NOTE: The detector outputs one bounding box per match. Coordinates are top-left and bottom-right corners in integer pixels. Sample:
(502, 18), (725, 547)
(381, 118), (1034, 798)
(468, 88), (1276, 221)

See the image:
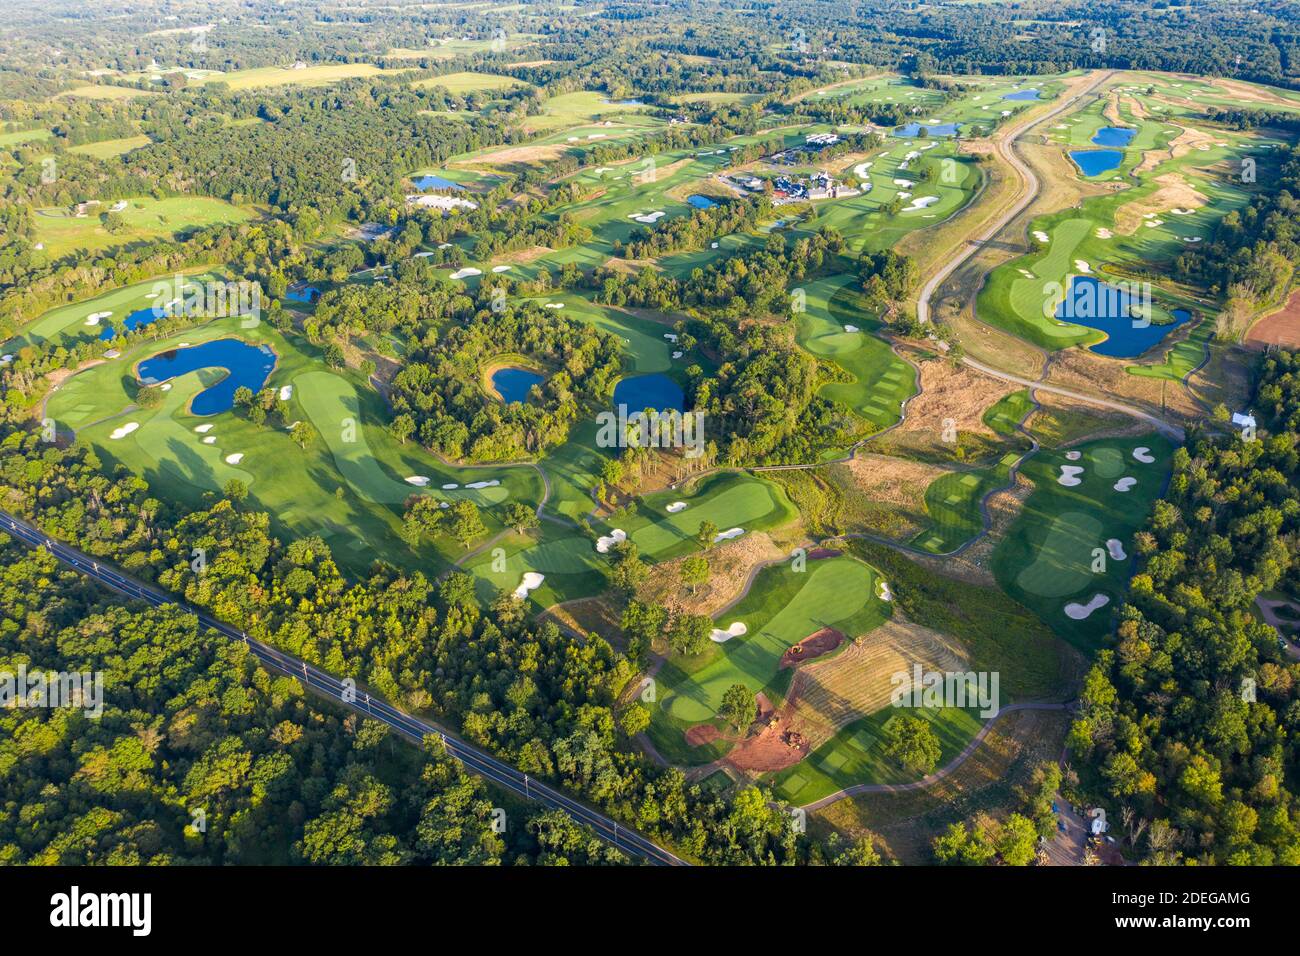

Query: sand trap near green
(296, 370), (509, 507)
(662, 556), (889, 724)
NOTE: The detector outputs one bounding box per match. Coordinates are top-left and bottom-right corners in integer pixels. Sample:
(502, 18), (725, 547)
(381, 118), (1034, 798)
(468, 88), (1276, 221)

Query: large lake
(1069, 149), (1124, 176)
(411, 174), (465, 191)
(137, 338), (276, 415)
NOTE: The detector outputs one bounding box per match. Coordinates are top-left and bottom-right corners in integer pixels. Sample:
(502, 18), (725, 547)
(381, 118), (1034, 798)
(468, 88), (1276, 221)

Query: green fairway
(612, 472), (798, 562)
(771, 705), (984, 804)
(992, 433), (1174, 650)
(32, 197), (257, 258)
(653, 554), (890, 742)
(44, 316), (543, 578)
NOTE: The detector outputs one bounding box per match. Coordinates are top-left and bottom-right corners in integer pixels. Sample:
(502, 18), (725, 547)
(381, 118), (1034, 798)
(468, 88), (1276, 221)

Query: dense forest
(1069, 351), (1300, 864)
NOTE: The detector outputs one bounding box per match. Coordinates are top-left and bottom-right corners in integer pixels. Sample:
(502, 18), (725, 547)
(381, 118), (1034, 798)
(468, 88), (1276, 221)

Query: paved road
(0, 509), (687, 867)
(908, 71), (1188, 437)
(916, 69), (1115, 326)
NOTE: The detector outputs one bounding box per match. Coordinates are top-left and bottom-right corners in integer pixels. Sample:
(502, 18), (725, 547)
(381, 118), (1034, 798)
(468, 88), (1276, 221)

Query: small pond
(137, 338), (276, 416)
(1003, 89), (1042, 101)
(1092, 126), (1137, 147)
(686, 194), (719, 209)
(411, 174), (465, 191)
(1056, 276), (1192, 358)
(613, 373), (685, 413)
(491, 366), (544, 404)
(1069, 149), (1124, 176)
(893, 122), (961, 138)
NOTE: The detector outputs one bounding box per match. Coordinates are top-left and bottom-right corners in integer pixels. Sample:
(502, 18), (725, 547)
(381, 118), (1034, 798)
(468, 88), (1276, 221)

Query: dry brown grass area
(828, 454), (949, 541)
(1114, 172), (1208, 231)
(455, 142), (568, 168)
(541, 596), (624, 645)
(890, 350), (1015, 442)
(637, 531), (787, 618)
(812, 708), (1071, 863)
(784, 615), (970, 751)
(1044, 347), (1200, 423)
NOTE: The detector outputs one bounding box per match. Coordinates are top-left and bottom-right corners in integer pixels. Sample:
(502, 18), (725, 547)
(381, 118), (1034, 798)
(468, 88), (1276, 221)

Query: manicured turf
(796, 275), (917, 434)
(612, 471), (798, 562)
(654, 554), (891, 732)
(992, 433), (1174, 650)
(32, 196), (257, 258)
(983, 389), (1035, 435)
(770, 705), (984, 804)
(44, 316), (542, 578)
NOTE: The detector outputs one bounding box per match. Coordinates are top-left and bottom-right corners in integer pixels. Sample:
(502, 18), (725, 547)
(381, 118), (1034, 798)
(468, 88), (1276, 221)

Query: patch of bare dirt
(1245, 288), (1300, 351)
(780, 627), (845, 669)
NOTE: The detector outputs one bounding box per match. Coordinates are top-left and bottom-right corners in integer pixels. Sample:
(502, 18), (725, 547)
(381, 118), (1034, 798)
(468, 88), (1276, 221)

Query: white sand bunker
(672, 350), (683, 359)
(405, 476), (430, 486)
(666, 501), (688, 513)
(85, 311), (113, 326)
(906, 196), (940, 210)
(1033, 230), (1050, 242)
(466, 479), (500, 489)
(109, 422), (140, 440)
(1057, 465), (1084, 486)
(1065, 450), (1082, 461)
(544, 302), (564, 309)
(225, 453), (244, 465)
(1132, 446), (1155, 463)
(1171, 208), (1194, 215)
(710, 622), (748, 643)
(853, 161), (873, 177)
(878, 581), (893, 602)
(513, 572), (545, 600)
(843, 324), (860, 333)
(160, 383), (172, 392)
(596, 529), (628, 554)
(713, 527), (745, 543)
(1144, 220), (1164, 228)
(450, 267), (482, 280)
(629, 211), (665, 224)
(1114, 476), (1137, 492)
(1184, 236), (1202, 243)
(663, 333), (678, 342)
(1096, 227), (1113, 239)
(1106, 538), (1127, 561)
(1074, 260), (1092, 274)
(442, 483), (459, 490)
(491, 265), (512, 273)
(279, 385), (293, 401)
(1065, 593), (1110, 620)
(202, 436), (216, 445)
(893, 178), (913, 187)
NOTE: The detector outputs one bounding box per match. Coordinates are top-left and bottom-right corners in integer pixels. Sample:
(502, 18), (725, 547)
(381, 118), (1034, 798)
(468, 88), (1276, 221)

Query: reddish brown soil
(780, 627), (846, 669)
(685, 724), (722, 746)
(1246, 289), (1300, 350)
(725, 717), (810, 773)
(806, 548), (842, 560)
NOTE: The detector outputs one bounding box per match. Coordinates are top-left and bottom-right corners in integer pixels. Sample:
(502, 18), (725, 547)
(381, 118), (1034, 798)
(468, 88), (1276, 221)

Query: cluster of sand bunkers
(1053, 446), (1158, 619)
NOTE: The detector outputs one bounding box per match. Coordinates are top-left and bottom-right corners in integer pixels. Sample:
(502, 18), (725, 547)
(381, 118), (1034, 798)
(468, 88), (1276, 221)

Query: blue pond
(1069, 149), (1124, 177)
(1003, 89), (1041, 101)
(286, 285), (320, 303)
(1092, 126), (1137, 147)
(686, 194), (718, 210)
(137, 338), (276, 416)
(100, 304), (167, 341)
(1055, 276), (1191, 357)
(894, 122), (961, 138)
(613, 373), (684, 413)
(491, 366), (544, 404)
(411, 174), (465, 191)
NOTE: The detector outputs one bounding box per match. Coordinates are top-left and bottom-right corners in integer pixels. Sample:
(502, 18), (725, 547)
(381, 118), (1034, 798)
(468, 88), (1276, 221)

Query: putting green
(1014, 510), (1104, 598)
(620, 473), (796, 561)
